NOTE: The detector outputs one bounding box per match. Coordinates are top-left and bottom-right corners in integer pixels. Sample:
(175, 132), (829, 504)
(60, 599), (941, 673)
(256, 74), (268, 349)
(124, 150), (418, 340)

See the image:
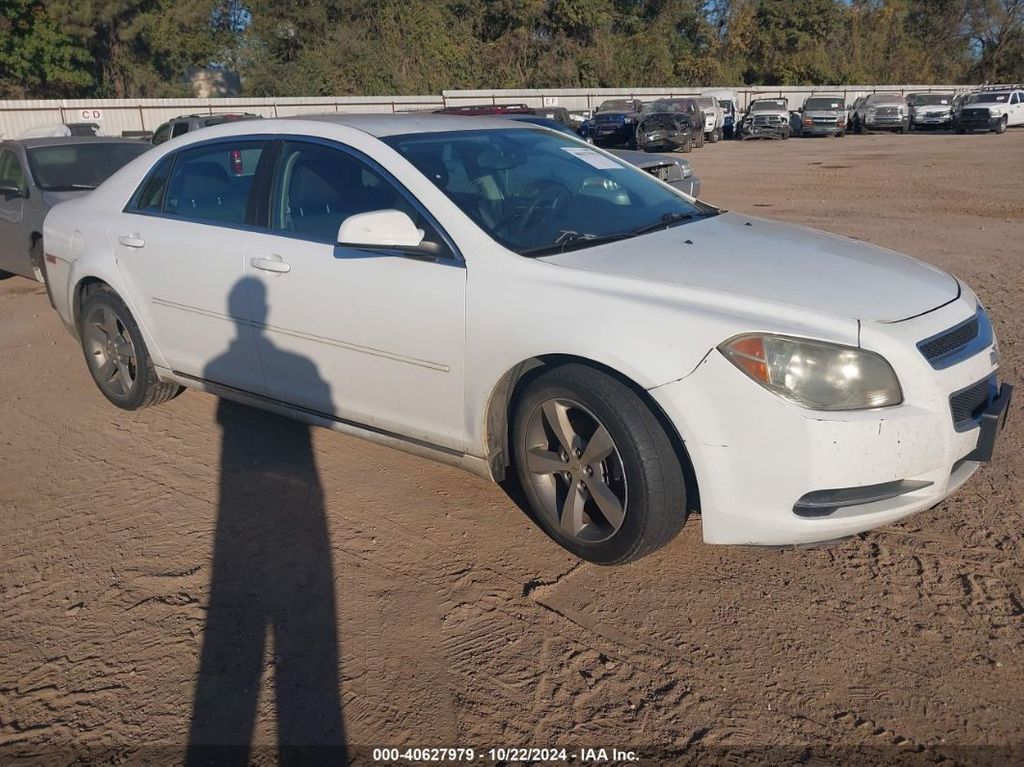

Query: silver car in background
(797, 95), (847, 137)
(0, 137), (150, 282)
(850, 94), (909, 134)
(907, 93), (954, 130)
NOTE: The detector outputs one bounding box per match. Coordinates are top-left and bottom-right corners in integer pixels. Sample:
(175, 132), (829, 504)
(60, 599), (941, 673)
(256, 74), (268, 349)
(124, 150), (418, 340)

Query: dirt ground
(1, 130), (1022, 765)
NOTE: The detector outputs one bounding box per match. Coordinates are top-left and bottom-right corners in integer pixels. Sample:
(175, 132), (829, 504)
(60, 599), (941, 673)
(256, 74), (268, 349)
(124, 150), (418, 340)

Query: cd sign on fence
(79, 109), (103, 121)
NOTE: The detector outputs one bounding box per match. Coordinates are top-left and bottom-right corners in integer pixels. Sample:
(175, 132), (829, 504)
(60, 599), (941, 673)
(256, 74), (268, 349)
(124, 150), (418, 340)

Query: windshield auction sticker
(560, 147), (624, 170)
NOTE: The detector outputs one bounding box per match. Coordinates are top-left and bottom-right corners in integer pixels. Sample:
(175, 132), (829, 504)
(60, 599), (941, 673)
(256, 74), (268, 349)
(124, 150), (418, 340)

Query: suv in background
(850, 94), (908, 134)
(797, 95), (846, 137)
(151, 113), (263, 145)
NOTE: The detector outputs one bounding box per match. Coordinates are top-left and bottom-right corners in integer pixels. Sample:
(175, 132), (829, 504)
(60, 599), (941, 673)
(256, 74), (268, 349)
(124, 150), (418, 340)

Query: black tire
(695, 130), (704, 148)
(707, 128), (719, 144)
(511, 364), (688, 565)
(995, 116), (1007, 134)
(836, 130), (845, 138)
(79, 285), (182, 410)
(681, 134), (693, 153)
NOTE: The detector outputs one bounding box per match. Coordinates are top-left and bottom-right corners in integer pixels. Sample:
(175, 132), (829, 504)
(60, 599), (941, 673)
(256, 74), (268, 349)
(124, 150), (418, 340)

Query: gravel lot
(1, 130), (1022, 764)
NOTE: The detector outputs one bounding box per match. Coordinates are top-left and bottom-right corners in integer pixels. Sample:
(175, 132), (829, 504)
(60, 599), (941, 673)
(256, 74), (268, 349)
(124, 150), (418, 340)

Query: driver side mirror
(0, 181), (24, 199)
(338, 209), (424, 249)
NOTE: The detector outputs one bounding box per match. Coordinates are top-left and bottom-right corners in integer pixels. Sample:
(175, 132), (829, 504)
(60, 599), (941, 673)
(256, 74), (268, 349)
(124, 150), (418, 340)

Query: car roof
(291, 113), (534, 136)
(4, 136), (146, 149)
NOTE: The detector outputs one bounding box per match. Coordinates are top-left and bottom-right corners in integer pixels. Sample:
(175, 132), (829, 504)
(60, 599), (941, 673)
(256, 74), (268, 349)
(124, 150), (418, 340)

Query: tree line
(1, 0), (1021, 100)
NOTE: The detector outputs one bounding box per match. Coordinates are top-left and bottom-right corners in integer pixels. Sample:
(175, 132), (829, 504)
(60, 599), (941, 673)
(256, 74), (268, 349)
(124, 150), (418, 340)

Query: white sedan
(42, 115), (1012, 564)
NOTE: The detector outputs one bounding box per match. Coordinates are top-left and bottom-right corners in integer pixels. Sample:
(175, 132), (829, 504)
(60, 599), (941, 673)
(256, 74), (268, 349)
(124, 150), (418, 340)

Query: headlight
(719, 334), (903, 410)
(989, 108), (1004, 116)
(624, 116), (635, 124)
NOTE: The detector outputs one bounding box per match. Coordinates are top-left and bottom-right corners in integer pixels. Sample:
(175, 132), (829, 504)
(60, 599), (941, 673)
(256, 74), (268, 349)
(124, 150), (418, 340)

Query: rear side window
(162, 141), (266, 225)
(171, 122), (190, 138)
(128, 155), (175, 213)
(152, 123), (171, 145)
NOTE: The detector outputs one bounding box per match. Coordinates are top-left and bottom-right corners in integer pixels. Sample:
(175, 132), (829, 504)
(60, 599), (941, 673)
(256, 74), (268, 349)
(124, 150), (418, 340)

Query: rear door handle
(250, 256), (291, 274)
(119, 234), (145, 249)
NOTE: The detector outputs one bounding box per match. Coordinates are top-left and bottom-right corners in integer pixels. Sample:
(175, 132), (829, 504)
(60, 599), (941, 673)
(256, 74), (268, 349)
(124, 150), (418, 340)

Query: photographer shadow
(187, 279), (347, 765)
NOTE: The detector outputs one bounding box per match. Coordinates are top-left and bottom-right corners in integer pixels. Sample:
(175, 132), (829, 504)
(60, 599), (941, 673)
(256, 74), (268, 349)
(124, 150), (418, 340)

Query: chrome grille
(963, 108), (989, 119)
(752, 114), (784, 126)
(875, 106), (900, 118)
(950, 376), (995, 428)
(918, 316), (980, 364)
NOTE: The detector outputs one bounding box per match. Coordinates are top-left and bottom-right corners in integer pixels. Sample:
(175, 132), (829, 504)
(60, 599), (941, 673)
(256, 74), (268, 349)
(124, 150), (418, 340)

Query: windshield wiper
(631, 211), (700, 235)
(520, 230), (636, 257)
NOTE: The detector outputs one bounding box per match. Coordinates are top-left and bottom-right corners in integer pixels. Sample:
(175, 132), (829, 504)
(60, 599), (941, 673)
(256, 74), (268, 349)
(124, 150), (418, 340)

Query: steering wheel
(496, 181), (573, 237)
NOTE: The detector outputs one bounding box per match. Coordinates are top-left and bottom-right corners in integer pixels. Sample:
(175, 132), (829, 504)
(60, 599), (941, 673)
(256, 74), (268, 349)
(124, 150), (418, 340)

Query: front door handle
(119, 234), (145, 249)
(250, 256), (291, 274)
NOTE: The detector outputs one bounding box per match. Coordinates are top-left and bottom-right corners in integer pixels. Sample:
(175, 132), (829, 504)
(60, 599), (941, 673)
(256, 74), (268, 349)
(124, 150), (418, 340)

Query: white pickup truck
(693, 96), (725, 143)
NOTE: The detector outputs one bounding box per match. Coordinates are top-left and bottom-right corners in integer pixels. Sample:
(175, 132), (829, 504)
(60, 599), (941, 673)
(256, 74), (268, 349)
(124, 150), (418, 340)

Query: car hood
(915, 104), (952, 113)
(542, 213), (959, 323)
(747, 109), (788, 118)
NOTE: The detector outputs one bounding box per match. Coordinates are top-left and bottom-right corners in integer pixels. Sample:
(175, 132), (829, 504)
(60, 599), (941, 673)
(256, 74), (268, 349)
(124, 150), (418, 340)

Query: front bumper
(649, 297), (1009, 545)
(913, 114), (952, 128)
(738, 123), (786, 139)
(801, 122), (844, 135)
(637, 129), (692, 151)
(592, 125), (634, 145)
(865, 116), (908, 130)
(958, 115), (1002, 131)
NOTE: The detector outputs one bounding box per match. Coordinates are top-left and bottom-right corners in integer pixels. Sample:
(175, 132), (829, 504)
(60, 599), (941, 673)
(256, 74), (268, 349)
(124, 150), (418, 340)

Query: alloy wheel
(83, 304), (138, 397)
(523, 398), (628, 543)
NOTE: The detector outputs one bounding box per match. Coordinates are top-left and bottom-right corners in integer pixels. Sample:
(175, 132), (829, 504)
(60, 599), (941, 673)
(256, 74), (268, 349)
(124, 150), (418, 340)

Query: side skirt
(159, 368), (495, 482)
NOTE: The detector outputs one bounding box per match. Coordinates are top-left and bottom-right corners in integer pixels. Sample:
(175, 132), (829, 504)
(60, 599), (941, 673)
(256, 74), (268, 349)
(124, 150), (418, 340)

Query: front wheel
(995, 116), (1007, 134)
(79, 285), (182, 410)
(681, 134), (693, 153)
(511, 365), (688, 564)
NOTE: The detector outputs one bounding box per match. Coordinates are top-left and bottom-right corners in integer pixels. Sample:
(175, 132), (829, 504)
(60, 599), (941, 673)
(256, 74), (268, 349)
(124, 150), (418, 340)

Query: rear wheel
(511, 364), (688, 565)
(79, 285), (181, 410)
(680, 134), (693, 153)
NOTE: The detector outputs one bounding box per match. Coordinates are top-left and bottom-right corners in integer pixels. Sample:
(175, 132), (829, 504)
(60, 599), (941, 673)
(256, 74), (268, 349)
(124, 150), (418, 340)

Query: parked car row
(19, 112), (1010, 564)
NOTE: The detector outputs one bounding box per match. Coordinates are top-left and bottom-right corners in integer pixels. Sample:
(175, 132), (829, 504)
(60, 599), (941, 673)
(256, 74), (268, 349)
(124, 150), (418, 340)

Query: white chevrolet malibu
(42, 115), (1011, 564)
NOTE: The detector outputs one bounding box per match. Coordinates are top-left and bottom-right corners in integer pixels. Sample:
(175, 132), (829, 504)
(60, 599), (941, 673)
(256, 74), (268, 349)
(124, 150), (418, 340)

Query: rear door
(110, 138), (269, 392)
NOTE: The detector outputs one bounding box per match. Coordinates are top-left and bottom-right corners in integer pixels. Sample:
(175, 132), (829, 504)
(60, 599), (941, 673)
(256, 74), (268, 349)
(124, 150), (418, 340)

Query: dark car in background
(635, 99), (702, 153)
(0, 137), (150, 281)
(797, 95), (847, 137)
(585, 99), (643, 149)
(151, 112), (263, 145)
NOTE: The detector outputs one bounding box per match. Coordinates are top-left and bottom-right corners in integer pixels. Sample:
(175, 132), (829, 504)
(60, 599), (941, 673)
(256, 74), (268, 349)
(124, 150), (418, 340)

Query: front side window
(386, 128), (715, 256)
(163, 140), (265, 225)
(268, 140), (449, 254)
(171, 122), (190, 138)
(26, 142), (149, 191)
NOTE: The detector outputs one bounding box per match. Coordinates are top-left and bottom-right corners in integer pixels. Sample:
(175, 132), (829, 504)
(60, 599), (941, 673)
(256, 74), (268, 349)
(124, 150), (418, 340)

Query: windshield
(385, 129), (714, 256)
(597, 100), (635, 113)
(804, 97), (844, 111)
(694, 98), (715, 108)
(27, 142), (149, 191)
(969, 92), (1010, 104)
(750, 100), (786, 112)
(643, 99), (691, 115)
(910, 94), (951, 106)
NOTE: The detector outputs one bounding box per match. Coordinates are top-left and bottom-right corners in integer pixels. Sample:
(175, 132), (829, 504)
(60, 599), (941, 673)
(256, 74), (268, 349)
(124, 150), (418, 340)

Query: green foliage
(0, 0), (1016, 99)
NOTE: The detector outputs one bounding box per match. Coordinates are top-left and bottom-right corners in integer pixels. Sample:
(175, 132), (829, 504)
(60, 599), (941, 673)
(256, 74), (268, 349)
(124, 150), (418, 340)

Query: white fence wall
(0, 85), (967, 139)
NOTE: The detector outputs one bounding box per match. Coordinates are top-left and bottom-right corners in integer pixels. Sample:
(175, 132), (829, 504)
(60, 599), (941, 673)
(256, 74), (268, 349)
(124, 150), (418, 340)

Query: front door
(242, 139), (467, 450)
(111, 139), (268, 393)
(0, 148), (28, 276)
